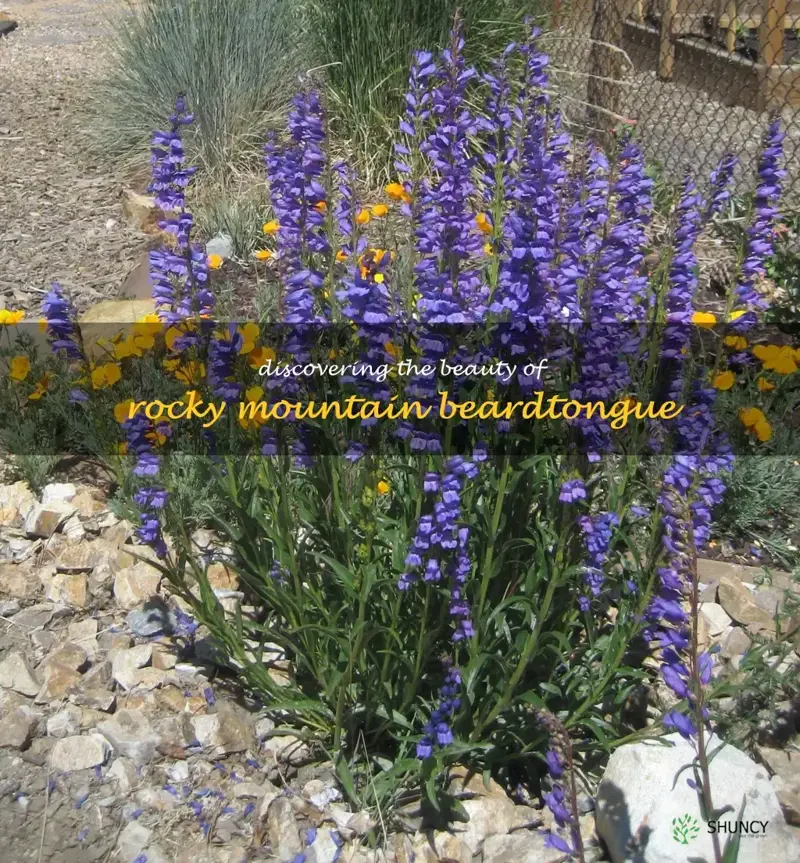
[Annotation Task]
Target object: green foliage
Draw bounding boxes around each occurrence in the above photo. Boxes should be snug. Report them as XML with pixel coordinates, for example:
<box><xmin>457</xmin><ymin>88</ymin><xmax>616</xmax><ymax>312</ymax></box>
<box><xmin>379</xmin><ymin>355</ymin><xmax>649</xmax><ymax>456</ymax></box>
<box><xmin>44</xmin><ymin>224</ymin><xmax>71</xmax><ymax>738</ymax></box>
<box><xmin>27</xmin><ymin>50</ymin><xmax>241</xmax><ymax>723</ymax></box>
<box><xmin>305</xmin><ymin>0</ymin><xmax>538</xmax><ymax>180</ymax></box>
<box><xmin>93</xmin><ymin>0</ymin><xmax>305</xmax><ymax>172</ymax></box>
<box><xmin>9</xmin><ymin>456</ymin><xmax>61</xmax><ymax>494</ymax></box>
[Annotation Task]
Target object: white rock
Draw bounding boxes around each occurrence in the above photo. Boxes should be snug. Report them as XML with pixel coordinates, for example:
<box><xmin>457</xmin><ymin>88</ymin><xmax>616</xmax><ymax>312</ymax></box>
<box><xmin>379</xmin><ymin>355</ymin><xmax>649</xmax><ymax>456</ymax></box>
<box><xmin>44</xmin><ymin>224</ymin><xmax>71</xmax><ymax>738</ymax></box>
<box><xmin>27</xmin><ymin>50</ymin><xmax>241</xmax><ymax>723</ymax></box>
<box><xmin>190</xmin><ymin>709</ymin><xmax>252</xmax><ymax>755</ymax></box>
<box><xmin>306</xmin><ymin>828</ymin><xmax>342</xmax><ymax>863</ymax></box>
<box><xmin>303</xmin><ymin>778</ymin><xmax>342</xmax><ymax>809</ymax></box>
<box><xmin>452</xmin><ymin>793</ymin><xmax>529</xmax><ymax>853</ymax></box>
<box><xmin>116</xmin><ymin>821</ymin><xmax>152</xmax><ymax>863</ymax></box>
<box><xmin>0</xmin><ymin>652</ymin><xmax>40</xmax><ymax>696</ymax></box>
<box><xmin>47</xmin><ymin>706</ymin><xmax>82</xmax><ymax>737</ymax></box>
<box><xmin>97</xmin><ymin>709</ymin><xmax>161</xmax><ymax>766</ymax></box>
<box><xmin>233</xmin><ymin>781</ymin><xmax>266</xmax><ymax>799</ymax></box>
<box><xmin>167</xmin><ymin>760</ymin><xmax>190</xmax><ymax>783</ymax></box>
<box><xmin>41</xmin><ymin>483</ymin><xmax>77</xmax><ymax>505</ymax></box>
<box><xmin>481</xmin><ymin>832</ymin><xmax>566</xmax><ymax>863</ymax></box>
<box><xmin>50</xmin><ymin>734</ymin><xmax>110</xmax><ymax>771</ymax></box>
<box><xmin>267</xmin><ymin>797</ymin><xmax>303</xmax><ymax>859</ymax></box>
<box><xmin>256</xmin><ymin>781</ymin><xmax>282</xmax><ymax>821</ymax></box>
<box><xmin>113</xmin><ymin>563</ymin><xmax>160</xmax><ymax>609</ymax></box>
<box><xmin>206</xmin><ymin>233</ymin><xmax>234</xmax><ymax>260</ymax></box>
<box><xmin>111</xmin><ymin>644</ymin><xmax>153</xmax><ymax>690</ymax></box>
<box><xmin>596</xmin><ymin>732</ymin><xmax>798</xmax><ymax>862</ymax></box>
<box><xmin>107</xmin><ymin>757</ymin><xmax>138</xmax><ymax>794</ymax></box>
<box><xmin>262</xmin><ymin>733</ymin><xmax>311</xmax><ymax>765</ymax></box>
<box><xmin>699</xmin><ymin>603</ymin><xmax>733</xmax><ymax>637</ymax></box>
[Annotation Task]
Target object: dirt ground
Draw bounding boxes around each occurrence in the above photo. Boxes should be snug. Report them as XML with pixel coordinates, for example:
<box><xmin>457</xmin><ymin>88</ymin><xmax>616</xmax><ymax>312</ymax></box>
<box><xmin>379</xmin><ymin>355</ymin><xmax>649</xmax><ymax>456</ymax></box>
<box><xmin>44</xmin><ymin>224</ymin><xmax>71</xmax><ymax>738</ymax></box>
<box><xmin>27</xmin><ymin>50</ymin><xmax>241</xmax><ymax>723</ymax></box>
<box><xmin>0</xmin><ymin>0</ymin><xmax>145</xmax><ymax>317</ymax></box>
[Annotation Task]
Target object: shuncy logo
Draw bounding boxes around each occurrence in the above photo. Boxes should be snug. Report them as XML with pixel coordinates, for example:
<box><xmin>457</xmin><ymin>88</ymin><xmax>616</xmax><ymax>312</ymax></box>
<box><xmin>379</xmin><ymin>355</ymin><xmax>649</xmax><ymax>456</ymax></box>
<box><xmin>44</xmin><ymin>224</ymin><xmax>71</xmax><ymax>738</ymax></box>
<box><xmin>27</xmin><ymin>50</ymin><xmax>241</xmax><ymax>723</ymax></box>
<box><xmin>671</xmin><ymin>814</ymin><xmax>700</xmax><ymax>845</ymax></box>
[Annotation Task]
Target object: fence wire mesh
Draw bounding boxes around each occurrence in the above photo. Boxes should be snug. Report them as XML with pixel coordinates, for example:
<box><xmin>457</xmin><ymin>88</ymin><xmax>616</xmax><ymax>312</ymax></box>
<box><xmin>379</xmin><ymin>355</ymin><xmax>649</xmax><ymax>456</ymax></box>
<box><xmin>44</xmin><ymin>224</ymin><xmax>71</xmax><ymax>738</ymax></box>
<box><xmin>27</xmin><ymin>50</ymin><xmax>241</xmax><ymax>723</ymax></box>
<box><xmin>544</xmin><ymin>0</ymin><xmax>800</xmax><ymax>208</ymax></box>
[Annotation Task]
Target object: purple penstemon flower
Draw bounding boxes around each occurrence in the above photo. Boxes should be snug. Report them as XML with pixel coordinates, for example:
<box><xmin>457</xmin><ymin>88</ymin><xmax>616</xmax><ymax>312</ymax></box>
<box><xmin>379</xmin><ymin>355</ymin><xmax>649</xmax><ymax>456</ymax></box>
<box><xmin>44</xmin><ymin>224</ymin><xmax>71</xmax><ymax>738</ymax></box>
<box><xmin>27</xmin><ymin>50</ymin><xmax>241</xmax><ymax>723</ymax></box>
<box><xmin>577</xmin><ymin>512</ymin><xmax>618</xmax><ymax>610</ymax></box>
<box><xmin>704</xmin><ymin>152</ymin><xmax>737</xmax><ymax>223</ymax></box>
<box><xmin>416</xmin><ymin>660</ymin><xmax>461</xmax><ymax>759</ymax></box>
<box><xmin>42</xmin><ymin>283</ymin><xmax>84</xmax><ymax>362</ymax></box>
<box><xmin>559</xmin><ymin>478</ymin><xmax>586</xmax><ymax>504</ymax></box>
<box><xmin>147</xmin><ymin>98</ymin><xmax>213</xmax><ymax>324</ymax></box>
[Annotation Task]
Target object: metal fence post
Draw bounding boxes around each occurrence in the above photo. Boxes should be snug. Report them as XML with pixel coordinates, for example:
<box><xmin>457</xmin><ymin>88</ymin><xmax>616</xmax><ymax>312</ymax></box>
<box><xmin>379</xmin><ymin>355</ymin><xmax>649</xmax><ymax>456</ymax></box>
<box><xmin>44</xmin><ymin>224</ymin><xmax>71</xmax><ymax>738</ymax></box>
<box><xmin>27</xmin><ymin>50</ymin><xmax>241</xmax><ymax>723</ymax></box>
<box><xmin>758</xmin><ymin>0</ymin><xmax>788</xmax><ymax>111</ymax></box>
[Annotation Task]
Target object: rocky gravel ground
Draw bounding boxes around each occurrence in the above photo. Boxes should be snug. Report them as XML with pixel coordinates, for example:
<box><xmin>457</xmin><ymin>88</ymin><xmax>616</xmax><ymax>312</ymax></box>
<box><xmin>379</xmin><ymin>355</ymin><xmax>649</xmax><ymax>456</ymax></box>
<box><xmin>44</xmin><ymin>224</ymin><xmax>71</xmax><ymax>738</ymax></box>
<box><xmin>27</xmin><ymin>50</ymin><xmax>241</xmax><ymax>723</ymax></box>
<box><xmin>0</xmin><ymin>0</ymin><xmax>146</xmax><ymax>317</ymax></box>
<box><xmin>0</xmin><ymin>469</ymin><xmax>799</xmax><ymax>863</ymax></box>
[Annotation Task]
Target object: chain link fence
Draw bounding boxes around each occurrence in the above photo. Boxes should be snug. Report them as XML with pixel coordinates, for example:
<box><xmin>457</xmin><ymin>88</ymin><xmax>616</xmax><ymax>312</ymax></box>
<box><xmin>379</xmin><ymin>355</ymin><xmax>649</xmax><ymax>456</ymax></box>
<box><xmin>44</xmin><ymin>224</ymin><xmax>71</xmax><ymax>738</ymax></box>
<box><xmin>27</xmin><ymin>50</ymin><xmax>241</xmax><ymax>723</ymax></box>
<box><xmin>544</xmin><ymin>0</ymin><xmax>800</xmax><ymax>208</ymax></box>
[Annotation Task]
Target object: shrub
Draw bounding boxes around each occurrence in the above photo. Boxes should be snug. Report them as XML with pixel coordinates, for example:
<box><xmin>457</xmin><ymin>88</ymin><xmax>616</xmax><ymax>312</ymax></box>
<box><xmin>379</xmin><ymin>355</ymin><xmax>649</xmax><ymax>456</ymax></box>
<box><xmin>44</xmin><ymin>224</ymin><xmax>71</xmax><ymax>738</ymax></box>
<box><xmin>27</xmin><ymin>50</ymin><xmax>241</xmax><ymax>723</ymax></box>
<box><xmin>2</xmin><ymin>22</ymin><xmax>795</xmax><ymax>855</ymax></box>
<box><xmin>93</xmin><ymin>0</ymin><xmax>305</xmax><ymax>172</ymax></box>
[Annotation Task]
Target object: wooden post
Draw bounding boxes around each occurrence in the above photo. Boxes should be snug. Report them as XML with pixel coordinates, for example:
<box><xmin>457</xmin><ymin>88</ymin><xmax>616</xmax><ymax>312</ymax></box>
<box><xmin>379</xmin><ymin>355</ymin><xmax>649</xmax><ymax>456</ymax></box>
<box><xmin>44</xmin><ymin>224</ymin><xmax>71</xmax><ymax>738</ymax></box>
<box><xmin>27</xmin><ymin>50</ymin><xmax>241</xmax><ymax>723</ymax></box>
<box><xmin>726</xmin><ymin>1</ymin><xmax>738</xmax><ymax>55</ymax></box>
<box><xmin>758</xmin><ymin>0</ymin><xmax>788</xmax><ymax>110</ymax></box>
<box><xmin>659</xmin><ymin>0</ymin><xmax>678</xmax><ymax>80</ymax></box>
<box><xmin>587</xmin><ymin>0</ymin><xmax>626</xmax><ymax>140</ymax></box>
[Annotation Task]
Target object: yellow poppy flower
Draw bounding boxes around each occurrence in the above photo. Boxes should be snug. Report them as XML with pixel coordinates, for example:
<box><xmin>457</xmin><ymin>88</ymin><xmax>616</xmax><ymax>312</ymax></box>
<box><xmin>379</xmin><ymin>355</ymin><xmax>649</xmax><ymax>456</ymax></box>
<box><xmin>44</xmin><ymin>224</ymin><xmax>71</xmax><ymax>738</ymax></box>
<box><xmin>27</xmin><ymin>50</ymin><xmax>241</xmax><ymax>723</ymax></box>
<box><xmin>164</xmin><ymin>326</ymin><xmax>183</xmax><ymax>351</ymax></box>
<box><xmin>483</xmin><ymin>243</ymin><xmax>494</xmax><ymax>257</ymax></box>
<box><xmin>336</xmin><ymin>250</ymin><xmax>348</xmax><ymax>262</ymax></box>
<box><xmin>116</xmin><ymin>442</ymin><xmax>129</xmax><ymax>456</ymax></box>
<box><xmin>248</xmin><ymin>346</ymin><xmax>275</xmax><ymax>368</ymax></box>
<box><xmin>9</xmin><ymin>355</ymin><xmax>31</xmax><ymax>382</ymax></box>
<box><xmin>113</xmin><ymin>336</ymin><xmax>140</xmax><ymax>360</ymax></box>
<box><xmin>245</xmin><ymin>385</ymin><xmax>264</xmax><ymax>402</ymax></box>
<box><xmin>712</xmin><ymin>370</ymin><xmax>735</xmax><ymax>391</ymax></box>
<box><xmin>752</xmin><ymin>344</ymin><xmax>797</xmax><ymax>375</ymax></box>
<box><xmin>133</xmin><ymin>331</ymin><xmax>155</xmax><ymax>352</ymax></box>
<box><xmin>374</xmin><ymin>273</ymin><xmax>385</xmax><ymax>284</ymax></box>
<box><xmin>753</xmin><ymin>419</ymin><xmax>772</xmax><ymax>442</ymax></box>
<box><xmin>254</xmin><ymin>249</ymin><xmax>273</xmax><ymax>261</ymax></box>
<box><xmin>371</xmin><ymin>204</ymin><xmax>388</xmax><ymax>218</ymax></box>
<box><xmin>239</xmin><ymin>322</ymin><xmax>261</xmax><ymax>354</ymax></box>
<box><xmin>91</xmin><ymin>362</ymin><xmax>122</xmax><ymax>390</ymax></box>
<box><xmin>314</xmin><ymin>201</ymin><xmax>327</xmax><ymax>213</ymax></box>
<box><xmin>385</xmin><ymin>182</ymin><xmax>412</xmax><ymax>204</ymax></box>
<box><xmin>757</xmin><ymin>377</ymin><xmax>775</xmax><ymax>392</ymax></box>
<box><xmin>207</xmin><ymin>254</ymin><xmax>224</xmax><ymax>270</ymax></box>
<box><xmin>263</xmin><ymin>220</ymin><xmax>279</xmax><ymax>235</ymax></box>
<box><xmin>692</xmin><ymin>311</ymin><xmax>717</xmax><ymax>328</ymax></box>
<box><xmin>356</xmin><ymin>209</ymin><xmax>370</xmax><ymax>225</ymax></box>
<box><xmin>133</xmin><ymin>314</ymin><xmax>162</xmax><ymax>337</ymax></box>
<box><xmin>740</xmin><ymin>407</ymin><xmax>766</xmax><ymax>428</ymax></box>
<box><xmin>724</xmin><ymin>335</ymin><xmax>747</xmax><ymax>350</ymax></box>
<box><xmin>729</xmin><ymin>310</ymin><xmax>746</xmax><ymax>321</ymax></box>
<box><xmin>175</xmin><ymin>361</ymin><xmax>205</xmax><ymax>385</ymax></box>
<box><xmin>377</xmin><ymin>480</ymin><xmax>390</xmax><ymax>495</ymax></box>
<box><xmin>28</xmin><ymin>373</ymin><xmax>50</xmax><ymax>401</ymax></box>
<box><xmin>163</xmin><ymin>357</ymin><xmax>181</xmax><ymax>372</ymax></box>
<box><xmin>475</xmin><ymin>213</ymin><xmax>493</xmax><ymax>235</ymax></box>
<box><xmin>38</xmin><ymin>318</ymin><xmax>48</xmax><ymax>333</ymax></box>
<box><xmin>0</xmin><ymin>310</ymin><xmax>25</xmax><ymax>326</ymax></box>
<box><xmin>384</xmin><ymin>341</ymin><xmax>399</xmax><ymax>359</ymax></box>
<box><xmin>114</xmin><ymin>400</ymin><xmax>136</xmax><ymax>423</ymax></box>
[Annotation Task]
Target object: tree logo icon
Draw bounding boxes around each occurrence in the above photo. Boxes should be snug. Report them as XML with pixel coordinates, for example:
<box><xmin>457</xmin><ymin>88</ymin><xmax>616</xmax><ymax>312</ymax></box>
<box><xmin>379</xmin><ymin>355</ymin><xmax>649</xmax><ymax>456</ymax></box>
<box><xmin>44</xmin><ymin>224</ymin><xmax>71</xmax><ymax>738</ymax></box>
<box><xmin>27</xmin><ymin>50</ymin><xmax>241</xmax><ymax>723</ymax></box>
<box><xmin>672</xmin><ymin>813</ymin><xmax>701</xmax><ymax>844</ymax></box>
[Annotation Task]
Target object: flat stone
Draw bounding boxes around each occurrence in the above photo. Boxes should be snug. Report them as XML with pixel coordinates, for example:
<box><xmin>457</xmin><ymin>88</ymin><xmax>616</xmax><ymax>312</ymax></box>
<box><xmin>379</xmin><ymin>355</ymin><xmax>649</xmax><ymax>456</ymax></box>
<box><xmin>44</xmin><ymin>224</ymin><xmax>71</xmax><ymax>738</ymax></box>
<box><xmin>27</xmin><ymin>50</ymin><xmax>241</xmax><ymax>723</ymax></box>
<box><xmin>127</xmin><ymin>604</ymin><xmax>177</xmax><ymax>638</ymax></box>
<box><xmin>453</xmin><ymin>793</ymin><xmax>530</xmax><ymax>854</ymax></box>
<box><xmin>190</xmin><ymin>708</ymin><xmax>252</xmax><ymax>756</ymax></box>
<box><xmin>79</xmin><ymin>298</ymin><xmax>157</xmax><ymax>325</ymax></box>
<box><xmin>596</xmin><ymin>732</ymin><xmax>797</xmax><ymax>863</ymax></box>
<box><xmin>69</xmin><ymin>687</ymin><xmax>116</xmax><ymax>712</ymax></box>
<box><xmin>71</xmin><ymin>489</ymin><xmax>107</xmax><ymax>518</ymax></box>
<box><xmin>698</xmin><ymin>602</ymin><xmax>732</xmax><ymax>636</ymax></box>
<box><xmin>50</xmin><ymin>734</ymin><xmax>110</xmax><ymax>772</ymax></box>
<box><xmin>0</xmin><ymin>652</ymin><xmax>40</xmax><ymax>696</ymax></box>
<box><xmin>262</xmin><ymin>734</ymin><xmax>311</xmax><ymax>766</ymax></box>
<box><xmin>206</xmin><ymin>233</ymin><xmax>234</xmax><ymax>260</ymax></box>
<box><xmin>24</xmin><ymin>501</ymin><xmax>74</xmax><ymax>538</ymax></box>
<box><xmin>68</xmin><ymin>619</ymin><xmax>99</xmax><ymax>658</ymax></box>
<box><xmin>0</xmin><ymin>482</ymin><xmax>35</xmax><ymax>525</ymax></box>
<box><xmin>35</xmin><ymin>662</ymin><xmax>83</xmax><ymax>703</ymax></box>
<box><xmin>720</xmin><ymin>626</ymin><xmax>752</xmax><ymax>659</ymax></box>
<box><xmin>0</xmin><ymin>706</ymin><xmax>40</xmax><ymax>750</ymax></box>
<box><xmin>207</xmin><ymin>563</ymin><xmax>239</xmax><ymax>590</ymax></box>
<box><xmin>121</xmin><ymin>190</ymin><xmax>161</xmax><ymax>234</ymax></box>
<box><xmin>55</xmin><ymin>542</ymin><xmax>102</xmax><ymax>573</ymax></box>
<box><xmin>97</xmin><ymin>708</ymin><xmax>161</xmax><ymax>766</ymax></box>
<box><xmin>151</xmin><ymin>645</ymin><xmax>177</xmax><ymax>670</ymax></box>
<box><xmin>115</xmin><ymin>821</ymin><xmax>153</xmax><ymax>863</ymax></box>
<box><xmin>718</xmin><ymin>576</ymin><xmax>776</xmax><ymax>636</ymax></box>
<box><xmin>0</xmin><ymin>599</ymin><xmax>20</xmax><ymax>616</ymax></box>
<box><xmin>306</xmin><ymin>828</ymin><xmax>346</xmax><ymax>863</ymax></box>
<box><xmin>111</xmin><ymin>644</ymin><xmax>153</xmax><ymax>690</ymax></box>
<box><xmin>697</xmin><ymin>557</ymin><xmax>798</xmax><ymax>595</ymax></box>
<box><xmin>107</xmin><ymin>757</ymin><xmax>138</xmax><ymax>794</ymax></box>
<box><xmin>11</xmin><ymin>603</ymin><xmax>55</xmax><ymax>631</ymax></box>
<box><xmin>267</xmin><ymin>797</ymin><xmax>303</xmax><ymax>860</ymax></box>
<box><xmin>758</xmin><ymin>747</ymin><xmax>800</xmax><ymax>826</ymax></box>
<box><xmin>44</xmin><ymin>571</ymin><xmax>88</xmax><ymax>607</ymax></box>
<box><xmin>0</xmin><ymin>562</ymin><xmax>40</xmax><ymax>600</ymax></box>
<box><xmin>41</xmin><ymin>483</ymin><xmax>77</xmax><ymax>505</ymax></box>
<box><xmin>47</xmin><ymin>706</ymin><xmax>83</xmax><ymax>737</ymax></box>
<box><xmin>114</xmin><ymin>563</ymin><xmax>161</xmax><ymax>609</ymax></box>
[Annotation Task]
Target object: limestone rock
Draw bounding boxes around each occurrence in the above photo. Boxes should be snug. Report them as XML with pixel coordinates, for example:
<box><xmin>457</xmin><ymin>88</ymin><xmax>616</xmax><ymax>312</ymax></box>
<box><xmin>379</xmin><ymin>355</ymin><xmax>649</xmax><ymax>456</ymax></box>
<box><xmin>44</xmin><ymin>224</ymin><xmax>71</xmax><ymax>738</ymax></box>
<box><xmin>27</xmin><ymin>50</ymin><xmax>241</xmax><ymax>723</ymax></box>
<box><xmin>44</xmin><ymin>571</ymin><xmax>88</xmax><ymax>607</ymax></box>
<box><xmin>115</xmin><ymin>821</ymin><xmax>153</xmax><ymax>863</ymax></box>
<box><xmin>111</xmin><ymin>643</ymin><xmax>153</xmax><ymax>690</ymax></box>
<box><xmin>69</xmin><ymin>687</ymin><xmax>116</xmax><ymax>712</ymax></box>
<box><xmin>97</xmin><ymin>709</ymin><xmax>161</xmax><ymax>766</ymax></box>
<box><xmin>0</xmin><ymin>481</ymin><xmax>35</xmax><ymax>524</ymax></box>
<box><xmin>596</xmin><ymin>732</ymin><xmax>797</xmax><ymax>862</ymax></box>
<box><xmin>0</xmin><ymin>651</ymin><xmax>40</xmax><ymax>696</ymax></box>
<box><xmin>11</xmin><ymin>602</ymin><xmax>54</xmax><ymax>630</ymax></box>
<box><xmin>114</xmin><ymin>563</ymin><xmax>161</xmax><ymax>609</ymax></box>
<box><xmin>0</xmin><ymin>706</ymin><xmax>39</xmax><ymax>750</ymax></box>
<box><xmin>306</xmin><ymin>828</ymin><xmax>348</xmax><ymax>863</ymax></box>
<box><xmin>121</xmin><ymin>190</ymin><xmax>161</xmax><ymax>234</ymax></box>
<box><xmin>479</xmin><ymin>831</ymin><xmax>565</xmax><ymax>863</ymax></box>
<box><xmin>35</xmin><ymin>662</ymin><xmax>82</xmax><ymax>703</ymax></box>
<box><xmin>190</xmin><ymin>708</ymin><xmax>252</xmax><ymax>756</ymax></box>
<box><xmin>47</xmin><ymin>706</ymin><xmax>83</xmax><ymax>737</ymax></box>
<box><xmin>758</xmin><ymin>747</ymin><xmax>800</xmax><ymax>826</ymax></box>
<box><xmin>698</xmin><ymin>602</ymin><xmax>732</xmax><ymax>637</ymax></box>
<box><xmin>718</xmin><ymin>577</ymin><xmax>776</xmax><ymax>636</ymax></box>
<box><xmin>68</xmin><ymin>618</ymin><xmax>99</xmax><ymax>658</ymax></box>
<box><xmin>262</xmin><ymin>733</ymin><xmax>311</xmax><ymax>766</ymax></box>
<box><xmin>267</xmin><ymin>797</ymin><xmax>303</xmax><ymax>860</ymax></box>
<box><xmin>721</xmin><ymin>626</ymin><xmax>752</xmax><ymax>660</ymax></box>
<box><xmin>50</xmin><ymin>734</ymin><xmax>110</xmax><ymax>771</ymax></box>
<box><xmin>24</xmin><ymin>501</ymin><xmax>74</xmax><ymax>538</ymax></box>
<box><xmin>0</xmin><ymin>562</ymin><xmax>39</xmax><ymax>600</ymax></box>
<box><xmin>79</xmin><ymin>298</ymin><xmax>156</xmax><ymax>325</ymax></box>
<box><xmin>454</xmin><ymin>792</ymin><xmax>531</xmax><ymax>854</ymax></box>
<box><xmin>41</xmin><ymin>483</ymin><xmax>77</xmax><ymax>505</ymax></box>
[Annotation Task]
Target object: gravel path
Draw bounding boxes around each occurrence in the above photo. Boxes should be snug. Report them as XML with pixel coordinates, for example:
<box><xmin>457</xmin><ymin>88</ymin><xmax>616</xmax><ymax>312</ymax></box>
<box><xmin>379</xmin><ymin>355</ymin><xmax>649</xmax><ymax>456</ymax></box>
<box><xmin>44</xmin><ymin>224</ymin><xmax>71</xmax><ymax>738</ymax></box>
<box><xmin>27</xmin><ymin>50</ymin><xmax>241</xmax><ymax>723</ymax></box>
<box><xmin>0</xmin><ymin>0</ymin><xmax>145</xmax><ymax>316</ymax></box>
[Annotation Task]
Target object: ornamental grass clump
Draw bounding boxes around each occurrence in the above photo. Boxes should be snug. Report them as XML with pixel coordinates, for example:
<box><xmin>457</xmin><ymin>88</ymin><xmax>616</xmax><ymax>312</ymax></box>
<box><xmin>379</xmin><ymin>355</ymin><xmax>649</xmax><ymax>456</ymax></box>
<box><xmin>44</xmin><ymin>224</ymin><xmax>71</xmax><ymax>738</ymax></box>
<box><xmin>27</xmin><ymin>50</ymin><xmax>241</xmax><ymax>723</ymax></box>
<box><xmin>1</xmin><ymin>20</ymin><xmax>796</xmax><ymax>836</ymax></box>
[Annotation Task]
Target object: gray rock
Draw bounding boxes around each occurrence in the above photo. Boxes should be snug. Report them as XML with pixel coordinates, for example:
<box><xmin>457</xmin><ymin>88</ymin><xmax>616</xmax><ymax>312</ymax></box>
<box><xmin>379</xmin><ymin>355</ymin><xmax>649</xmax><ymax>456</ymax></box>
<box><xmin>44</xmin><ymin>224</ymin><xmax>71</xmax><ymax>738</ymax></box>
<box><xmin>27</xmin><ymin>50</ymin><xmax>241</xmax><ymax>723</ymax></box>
<box><xmin>596</xmin><ymin>732</ymin><xmax>797</xmax><ymax>862</ymax></box>
<box><xmin>698</xmin><ymin>602</ymin><xmax>732</xmax><ymax>637</ymax></box>
<box><xmin>758</xmin><ymin>747</ymin><xmax>800</xmax><ymax>826</ymax></box>
<box><xmin>47</xmin><ymin>706</ymin><xmax>82</xmax><ymax>737</ymax></box>
<box><xmin>306</xmin><ymin>828</ymin><xmax>344</xmax><ymax>863</ymax></box>
<box><xmin>206</xmin><ymin>233</ymin><xmax>234</xmax><ymax>260</ymax></box>
<box><xmin>721</xmin><ymin>626</ymin><xmax>752</xmax><ymax>660</ymax></box>
<box><xmin>10</xmin><ymin>602</ymin><xmax>54</xmax><ymax>630</ymax></box>
<box><xmin>261</xmin><ymin>733</ymin><xmax>311</xmax><ymax>766</ymax></box>
<box><xmin>127</xmin><ymin>605</ymin><xmax>176</xmax><ymax>638</ymax></box>
<box><xmin>191</xmin><ymin>708</ymin><xmax>252</xmax><ymax>755</ymax></box>
<box><xmin>24</xmin><ymin>501</ymin><xmax>74</xmax><ymax>538</ymax></box>
<box><xmin>116</xmin><ymin>821</ymin><xmax>152</xmax><ymax>863</ymax></box>
<box><xmin>0</xmin><ymin>651</ymin><xmax>40</xmax><ymax>696</ymax></box>
<box><xmin>481</xmin><ymin>831</ymin><xmax>565</xmax><ymax>863</ymax></box>
<box><xmin>111</xmin><ymin>643</ymin><xmax>153</xmax><ymax>690</ymax></box>
<box><xmin>0</xmin><ymin>706</ymin><xmax>39</xmax><ymax>750</ymax></box>
<box><xmin>718</xmin><ymin>577</ymin><xmax>776</xmax><ymax>636</ymax></box>
<box><xmin>0</xmin><ymin>599</ymin><xmax>20</xmax><ymax>616</ymax></box>
<box><xmin>267</xmin><ymin>797</ymin><xmax>303</xmax><ymax>859</ymax></box>
<box><xmin>97</xmin><ymin>709</ymin><xmax>161</xmax><ymax>765</ymax></box>
<box><xmin>50</xmin><ymin>734</ymin><xmax>110</xmax><ymax>771</ymax></box>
